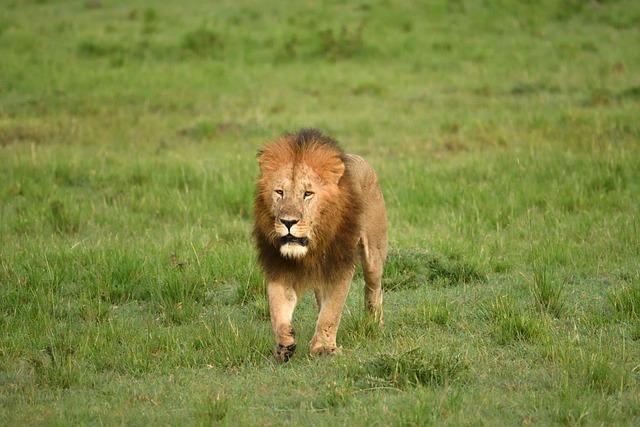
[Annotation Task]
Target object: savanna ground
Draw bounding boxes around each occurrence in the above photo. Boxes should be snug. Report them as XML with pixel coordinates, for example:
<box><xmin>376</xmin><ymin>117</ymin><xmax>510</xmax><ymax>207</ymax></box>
<box><xmin>1</xmin><ymin>0</ymin><xmax>640</xmax><ymax>425</ymax></box>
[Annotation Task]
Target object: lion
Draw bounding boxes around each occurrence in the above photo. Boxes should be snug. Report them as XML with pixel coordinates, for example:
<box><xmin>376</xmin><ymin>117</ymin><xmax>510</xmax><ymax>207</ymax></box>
<box><xmin>253</xmin><ymin>129</ymin><xmax>388</xmax><ymax>362</ymax></box>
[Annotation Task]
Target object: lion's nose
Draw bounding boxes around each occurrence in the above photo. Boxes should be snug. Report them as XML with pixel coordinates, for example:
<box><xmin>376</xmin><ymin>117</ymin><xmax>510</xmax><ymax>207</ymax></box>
<box><xmin>280</xmin><ymin>219</ymin><xmax>299</xmax><ymax>231</ymax></box>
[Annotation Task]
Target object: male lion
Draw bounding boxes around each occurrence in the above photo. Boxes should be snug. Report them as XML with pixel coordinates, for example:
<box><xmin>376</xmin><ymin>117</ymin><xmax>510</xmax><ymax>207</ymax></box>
<box><xmin>253</xmin><ymin>129</ymin><xmax>388</xmax><ymax>362</ymax></box>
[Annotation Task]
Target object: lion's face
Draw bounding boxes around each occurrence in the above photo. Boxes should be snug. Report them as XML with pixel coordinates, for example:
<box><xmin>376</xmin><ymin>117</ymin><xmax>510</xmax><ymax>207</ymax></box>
<box><xmin>266</xmin><ymin>163</ymin><xmax>337</xmax><ymax>259</ymax></box>
<box><xmin>256</xmin><ymin>136</ymin><xmax>346</xmax><ymax>260</ymax></box>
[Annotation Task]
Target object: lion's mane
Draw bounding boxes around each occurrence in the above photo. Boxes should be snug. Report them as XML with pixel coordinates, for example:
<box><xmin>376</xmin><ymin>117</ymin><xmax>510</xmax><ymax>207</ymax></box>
<box><xmin>253</xmin><ymin>129</ymin><xmax>363</xmax><ymax>285</ymax></box>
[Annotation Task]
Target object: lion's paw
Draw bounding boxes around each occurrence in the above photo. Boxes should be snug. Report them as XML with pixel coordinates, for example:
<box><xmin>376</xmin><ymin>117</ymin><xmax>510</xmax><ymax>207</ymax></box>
<box><xmin>309</xmin><ymin>345</ymin><xmax>342</xmax><ymax>357</ymax></box>
<box><xmin>274</xmin><ymin>343</ymin><xmax>296</xmax><ymax>363</ymax></box>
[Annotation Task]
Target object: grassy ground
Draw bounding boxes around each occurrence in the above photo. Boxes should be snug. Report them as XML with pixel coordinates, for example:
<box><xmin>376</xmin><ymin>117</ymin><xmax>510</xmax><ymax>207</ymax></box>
<box><xmin>1</xmin><ymin>0</ymin><xmax>640</xmax><ymax>425</ymax></box>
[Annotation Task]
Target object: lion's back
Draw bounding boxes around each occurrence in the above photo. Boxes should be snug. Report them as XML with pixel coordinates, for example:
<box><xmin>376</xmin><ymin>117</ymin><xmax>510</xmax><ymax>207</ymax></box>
<box><xmin>345</xmin><ymin>154</ymin><xmax>388</xmax><ymax>254</ymax></box>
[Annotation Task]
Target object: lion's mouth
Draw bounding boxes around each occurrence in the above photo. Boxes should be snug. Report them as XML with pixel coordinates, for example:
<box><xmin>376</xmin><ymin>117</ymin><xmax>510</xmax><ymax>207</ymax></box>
<box><xmin>280</xmin><ymin>234</ymin><xmax>309</xmax><ymax>247</ymax></box>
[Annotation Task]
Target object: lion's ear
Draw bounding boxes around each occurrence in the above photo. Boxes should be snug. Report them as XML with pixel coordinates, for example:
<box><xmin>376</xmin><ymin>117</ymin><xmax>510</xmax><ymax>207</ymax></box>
<box><xmin>320</xmin><ymin>156</ymin><xmax>345</xmax><ymax>185</ymax></box>
<box><xmin>257</xmin><ymin>140</ymin><xmax>293</xmax><ymax>174</ymax></box>
<box><xmin>257</xmin><ymin>150</ymin><xmax>269</xmax><ymax>173</ymax></box>
<box><xmin>257</xmin><ymin>148</ymin><xmax>280</xmax><ymax>174</ymax></box>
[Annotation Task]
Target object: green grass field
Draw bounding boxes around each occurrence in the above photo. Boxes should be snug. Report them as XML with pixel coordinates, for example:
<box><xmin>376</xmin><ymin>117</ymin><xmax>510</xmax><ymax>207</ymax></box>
<box><xmin>1</xmin><ymin>0</ymin><xmax>640</xmax><ymax>425</ymax></box>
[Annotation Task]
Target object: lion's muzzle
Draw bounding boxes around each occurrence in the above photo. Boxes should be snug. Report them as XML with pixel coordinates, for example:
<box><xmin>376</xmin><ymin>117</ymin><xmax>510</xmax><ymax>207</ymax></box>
<box><xmin>280</xmin><ymin>235</ymin><xmax>309</xmax><ymax>247</ymax></box>
<box><xmin>279</xmin><ymin>234</ymin><xmax>309</xmax><ymax>259</ymax></box>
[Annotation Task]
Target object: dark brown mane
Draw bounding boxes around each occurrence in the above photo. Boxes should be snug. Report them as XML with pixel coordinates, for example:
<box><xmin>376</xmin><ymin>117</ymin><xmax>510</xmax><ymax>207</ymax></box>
<box><xmin>253</xmin><ymin>129</ymin><xmax>362</xmax><ymax>285</ymax></box>
<box><xmin>289</xmin><ymin>128</ymin><xmax>344</xmax><ymax>154</ymax></box>
<box><xmin>256</xmin><ymin>128</ymin><xmax>344</xmax><ymax>160</ymax></box>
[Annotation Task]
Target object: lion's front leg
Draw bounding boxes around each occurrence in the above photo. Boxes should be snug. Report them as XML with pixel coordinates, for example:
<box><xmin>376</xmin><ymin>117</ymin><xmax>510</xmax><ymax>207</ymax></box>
<box><xmin>267</xmin><ymin>281</ymin><xmax>298</xmax><ymax>362</ymax></box>
<box><xmin>310</xmin><ymin>275</ymin><xmax>352</xmax><ymax>356</ymax></box>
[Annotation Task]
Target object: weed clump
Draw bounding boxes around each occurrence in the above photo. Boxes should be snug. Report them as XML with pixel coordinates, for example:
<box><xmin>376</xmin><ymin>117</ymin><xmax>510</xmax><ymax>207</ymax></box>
<box><xmin>275</xmin><ymin>22</ymin><xmax>369</xmax><ymax>62</ymax></box>
<box><xmin>153</xmin><ymin>269</ymin><xmax>206</xmax><ymax>325</ymax></box>
<box><xmin>313</xmin><ymin>381</ymin><xmax>352</xmax><ymax>409</ymax></box>
<box><xmin>396</xmin><ymin>387</ymin><xmax>463</xmax><ymax>426</ymax></box>
<box><xmin>489</xmin><ymin>296</ymin><xmax>543</xmax><ymax>344</ymax></box>
<box><xmin>317</xmin><ymin>23</ymin><xmax>366</xmax><ymax>60</ymax></box>
<box><xmin>422</xmin><ymin>299</ymin><xmax>453</xmax><ymax>326</ymax></box>
<box><xmin>181</xmin><ymin>28</ymin><xmax>223</xmax><ymax>57</ymax></box>
<box><xmin>94</xmin><ymin>249</ymin><xmax>149</xmax><ymax>303</ymax></box>
<box><xmin>177</xmin><ymin>121</ymin><xmax>216</xmax><ymax>141</ymax></box>
<box><xmin>563</xmin><ymin>353</ymin><xmax>631</xmax><ymax>395</ymax></box>
<box><xmin>582</xmin><ymin>356</ymin><xmax>627</xmax><ymax>394</ymax></box>
<box><xmin>235</xmin><ymin>272</ymin><xmax>264</xmax><ymax>305</ymax></box>
<box><xmin>342</xmin><ymin>312</ymin><xmax>382</xmax><ymax>344</ymax></box>
<box><xmin>361</xmin><ymin>348</ymin><xmax>466</xmax><ymax>389</ymax></box>
<box><xmin>384</xmin><ymin>248</ymin><xmax>485</xmax><ymax>290</ymax></box>
<box><xmin>194</xmin><ymin>314</ymin><xmax>271</xmax><ymax>369</ymax></box>
<box><xmin>531</xmin><ymin>268</ymin><xmax>565</xmax><ymax>317</ymax></box>
<box><xmin>608</xmin><ymin>283</ymin><xmax>640</xmax><ymax>319</ymax></box>
<box><xmin>76</xmin><ymin>39</ymin><xmax>157</xmax><ymax>66</ymax></box>
<box><xmin>77</xmin><ymin>39</ymin><xmax>124</xmax><ymax>58</ymax></box>
<box><xmin>49</xmin><ymin>200</ymin><xmax>80</xmax><ymax>234</ymax></box>
<box><xmin>31</xmin><ymin>331</ymin><xmax>86</xmax><ymax>389</ymax></box>
<box><xmin>618</xmin><ymin>85</ymin><xmax>640</xmax><ymax>101</ymax></box>
<box><xmin>0</xmin><ymin>123</ymin><xmax>52</xmax><ymax>145</ymax></box>
<box><xmin>198</xmin><ymin>394</ymin><xmax>229</xmax><ymax>423</ymax></box>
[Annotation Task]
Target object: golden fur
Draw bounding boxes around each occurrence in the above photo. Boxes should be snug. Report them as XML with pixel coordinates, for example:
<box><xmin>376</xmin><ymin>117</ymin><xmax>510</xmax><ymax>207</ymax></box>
<box><xmin>254</xmin><ymin>129</ymin><xmax>388</xmax><ymax>361</ymax></box>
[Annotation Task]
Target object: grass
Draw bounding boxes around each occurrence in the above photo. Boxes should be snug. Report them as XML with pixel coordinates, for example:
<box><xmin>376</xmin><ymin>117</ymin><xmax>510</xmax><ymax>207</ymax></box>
<box><xmin>531</xmin><ymin>268</ymin><xmax>566</xmax><ymax>318</ymax></box>
<box><xmin>361</xmin><ymin>348</ymin><xmax>467</xmax><ymax>389</ymax></box>
<box><xmin>384</xmin><ymin>248</ymin><xmax>486</xmax><ymax>290</ymax></box>
<box><xmin>609</xmin><ymin>281</ymin><xmax>640</xmax><ymax>319</ymax></box>
<box><xmin>1</xmin><ymin>0</ymin><xmax>640</xmax><ymax>425</ymax></box>
<box><xmin>488</xmin><ymin>295</ymin><xmax>544</xmax><ymax>345</ymax></box>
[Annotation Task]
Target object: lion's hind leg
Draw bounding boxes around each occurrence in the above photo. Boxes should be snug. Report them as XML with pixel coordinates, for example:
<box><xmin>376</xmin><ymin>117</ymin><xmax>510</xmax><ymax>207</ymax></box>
<box><xmin>359</xmin><ymin>234</ymin><xmax>387</xmax><ymax>326</ymax></box>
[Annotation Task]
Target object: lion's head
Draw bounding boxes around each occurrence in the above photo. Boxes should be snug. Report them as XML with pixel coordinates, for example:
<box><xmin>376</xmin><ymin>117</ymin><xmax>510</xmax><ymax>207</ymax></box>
<box><xmin>254</xmin><ymin>129</ymin><xmax>360</xmax><ymax>272</ymax></box>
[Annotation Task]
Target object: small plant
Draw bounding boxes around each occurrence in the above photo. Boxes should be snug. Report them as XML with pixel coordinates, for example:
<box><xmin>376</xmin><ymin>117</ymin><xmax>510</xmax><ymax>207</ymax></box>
<box><xmin>490</xmin><ymin>296</ymin><xmax>542</xmax><ymax>344</ymax></box>
<box><xmin>181</xmin><ymin>28</ymin><xmax>223</xmax><ymax>57</ymax></box>
<box><xmin>397</xmin><ymin>387</ymin><xmax>463</xmax><ymax>426</ymax></box>
<box><xmin>562</xmin><ymin>352</ymin><xmax>630</xmax><ymax>395</ymax></box>
<box><xmin>362</xmin><ymin>348</ymin><xmax>466</xmax><ymax>389</ymax></box>
<box><xmin>553</xmin><ymin>389</ymin><xmax>591</xmax><ymax>426</ymax></box>
<box><xmin>141</xmin><ymin>8</ymin><xmax>158</xmax><ymax>34</ymax></box>
<box><xmin>630</xmin><ymin>322</ymin><xmax>640</xmax><ymax>341</ymax></box>
<box><xmin>95</xmin><ymin>249</ymin><xmax>148</xmax><ymax>303</ymax></box>
<box><xmin>195</xmin><ymin>315</ymin><xmax>272</xmax><ymax>369</ymax></box>
<box><xmin>49</xmin><ymin>200</ymin><xmax>80</xmax><ymax>234</ymax></box>
<box><xmin>608</xmin><ymin>284</ymin><xmax>640</xmax><ymax>319</ymax></box>
<box><xmin>423</xmin><ymin>298</ymin><xmax>453</xmax><ymax>326</ymax></box>
<box><xmin>202</xmin><ymin>394</ymin><xmax>229</xmax><ymax>422</ymax></box>
<box><xmin>342</xmin><ymin>312</ymin><xmax>381</xmax><ymax>344</ymax></box>
<box><xmin>32</xmin><ymin>335</ymin><xmax>84</xmax><ymax>389</ymax></box>
<box><xmin>317</xmin><ymin>22</ymin><xmax>366</xmax><ymax>60</ymax></box>
<box><xmin>384</xmin><ymin>248</ymin><xmax>486</xmax><ymax>291</ymax></box>
<box><xmin>77</xmin><ymin>39</ymin><xmax>124</xmax><ymax>58</ymax></box>
<box><xmin>531</xmin><ymin>268</ymin><xmax>565</xmax><ymax>317</ymax></box>
<box><xmin>583</xmin><ymin>356</ymin><xmax>625</xmax><ymax>394</ymax></box>
<box><xmin>313</xmin><ymin>381</ymin><xmax>352</xmax><ymax>409</ymax></box>
<box><xmin>152</xmin><ymin>268</ymin><xmax>205</xmax><ymax>325</ymax></box>
<box><xmin>619</xmin><ymin>85</ymin><xmax>640</xmax><ymax>101</ymax></box>
<box><xmin>248</xmin><ymin>297</ymin><xmax>270</xmax><ymax>320</ymax></box>
<box><xmin>177</xmin><ymin>121</ymin><xmax>216</xmax><ymax>141</ymax></box>
<box><xmin>277</xmin><ymin>34</ymin><xmax>299</xmax><ymax>60</ymax></box>
<box><xmin>235</xmin><ymin>271</ymin><xmax>264</xmax><ymax>305</ymax></box>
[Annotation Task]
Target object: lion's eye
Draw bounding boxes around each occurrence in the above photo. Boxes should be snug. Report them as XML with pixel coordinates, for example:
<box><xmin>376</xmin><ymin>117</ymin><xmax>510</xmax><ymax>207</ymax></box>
<box><xmin>275</xmin><ymin>189</ymin><xmax>284</xmax><ymax>196</ymax></box>
<box><xmin>304</xmin><ymin>191</ymin><xmax>314</xmax><ymax>199</ymax></box>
